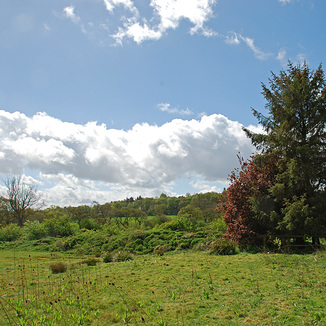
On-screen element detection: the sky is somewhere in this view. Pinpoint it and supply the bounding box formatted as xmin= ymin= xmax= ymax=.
xmin=0 ymin=0 xmax=325 ymax=207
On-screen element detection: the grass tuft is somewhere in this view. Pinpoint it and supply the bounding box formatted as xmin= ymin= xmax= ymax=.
xmin=49 ymin=261 xmax=67 ymax=274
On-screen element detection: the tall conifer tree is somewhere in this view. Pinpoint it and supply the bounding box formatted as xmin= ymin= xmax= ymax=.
xmin=244 ymin=62 xmax=326 ymax=242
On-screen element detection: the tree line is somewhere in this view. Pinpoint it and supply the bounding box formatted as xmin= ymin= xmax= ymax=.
xmin=0 ymin=177 xmax=222 ymax=228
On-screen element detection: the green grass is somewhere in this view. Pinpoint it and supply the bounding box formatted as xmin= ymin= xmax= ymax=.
xmin=1 ymin=250 xmax=326 ymax=325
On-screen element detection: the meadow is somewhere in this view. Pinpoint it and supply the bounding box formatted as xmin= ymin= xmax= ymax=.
xmin=1 ymin=249 xmax=326 ymax=325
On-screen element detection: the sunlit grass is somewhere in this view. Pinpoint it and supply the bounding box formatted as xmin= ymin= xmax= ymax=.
xmin=1 ymin=250 xmax=326 ymax=325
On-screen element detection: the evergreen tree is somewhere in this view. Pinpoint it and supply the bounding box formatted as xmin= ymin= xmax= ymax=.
xmin=244 ymin=62 xmax=326 ymax=241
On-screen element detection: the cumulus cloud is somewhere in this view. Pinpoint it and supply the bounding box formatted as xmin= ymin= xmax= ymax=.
xmin=0 ymin=110 xmax=258 ymax=206
xmin=158 ymin=103 xmax=193 ymax=116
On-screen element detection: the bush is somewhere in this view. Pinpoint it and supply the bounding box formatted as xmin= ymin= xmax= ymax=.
xmin=49 ymin=262 xmax=67 ymax=274
xmin=143 ymin=215 xmax=171 ymax=229
xmin=79 ymin=218 xmax=100 ymax=230
xmin=115 ymin=251 xmax=133 ymax=262
xmin=81 ymin=257 xmax=100 ymax=266
xmin=209 ymin=218 xmax=227 ymax=235
xmin=161 ymin=216 xmax=191 ymax=231
xmin=209 ymin=238 xmax=239 ymax=255
xmin=0 ymin=224 xmax=23 ymax=241
xmin=24 ymin=220 xmax=46 ymax=240
xmin=102 ymin=252 xmax=113 ymax=263
xmin=43 ymin=216 xmax=75 ymax=237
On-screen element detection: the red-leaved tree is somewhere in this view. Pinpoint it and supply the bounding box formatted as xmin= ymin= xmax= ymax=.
xmin=219 ymin=154 xmax=279 ymax=246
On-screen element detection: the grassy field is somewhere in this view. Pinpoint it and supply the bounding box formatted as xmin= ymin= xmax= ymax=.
xmin=1 ymin=250 xmax=326 ymax=325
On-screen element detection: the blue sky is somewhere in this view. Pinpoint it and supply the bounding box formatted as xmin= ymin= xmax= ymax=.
xmin=0 ymin=0 xmax=325 ymax=206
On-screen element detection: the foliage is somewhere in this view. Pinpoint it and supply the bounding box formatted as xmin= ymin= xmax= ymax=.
xmin=0 ymin=223 xmax=23 ymax=241
xmin=219 ymin=154 xmax=278 ymax=246
xmin=43 ymin=215 xmax=75 ymax=237
xmin=115 ymin=251 xmax=133 ymax=262
xmin=0 ymin=197 xmax=12 ymax=226
xmin=102 ymin=252 xmax=114 ymax=263
xmin=209 ymin=237 xmax=239 ymax=255
xmin=23 ymin=220 xmax=47 ymax=240
xmin=224 ymin=62 xmax=326 ymax=245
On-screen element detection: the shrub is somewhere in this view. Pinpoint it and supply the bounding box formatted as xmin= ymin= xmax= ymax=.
xmin=102 ymin=252 xmax=113 ymax=263
xmin=102 ymin=252 xmax=114 ymax=263
xmin=0 ymin=224 xmax=23 ymax=241
xmin=209 ymin=218 xmax=227 ymax=235
xmin=24 ymin=220 xmax=46 ymax=240
xmin=79 ymin=218 xmax=100 ymax=230
xmin=209 ymin=237 xmax=239 ymax=255
xmin=49 ymin=262 xmax=67 ymax=274
xmin=115 ymin=251 xmax=133 ymax=262
xmin=161 ymin=216 xmax=191 ymax=231
xmin=82 ymin=258 xmax=99 ymax=266
xmin=143 ymin=215 xmax=171 ymax=229
xmin=43 ymin=216 xmax=75 ymax=237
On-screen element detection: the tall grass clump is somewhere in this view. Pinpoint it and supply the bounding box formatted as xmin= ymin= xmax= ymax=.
xmin=209 ymin=237 xmax=239 ymax=255
xmin=49 ymin=261 xmax=67 ymax=274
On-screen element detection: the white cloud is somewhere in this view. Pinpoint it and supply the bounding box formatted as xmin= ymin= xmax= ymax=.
xmin=63 ymin=6 xmax=80 ymax=24
xmin=151 ymin=0 xmax=216 ymax=31
xmin=103 ymin=0 xmax=139 ymax=15
xmin=113 ymin=21 xmax=162 ymax=45
xmin=276 ymin=49 xmax=307 ymax=67
xmin=190 ymin=177 xmax=226 ymax=193
xmin=110 ymin=0 xmax=217 ymax=44
xmin=59 ymin=1 xmax=275 ymax=62
xmin=277 ymin=48 xmax=287 ymax=66
xmin=225 ymin=32 xmax=240 ymax=45
xmin=224 ymin=32 xmax=272 ymax=60
xmin=43 ymin=23 xmax=50 ymax=31
xmin=158 ymin=103 xmax=193 ymax=116
xmin=279 ymin=0 xmax=292 ymax=4
xmin=0 ymin=110 xmax=257 ymax=206
xmin=239 ymin=35 xmax=272 ymax=60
